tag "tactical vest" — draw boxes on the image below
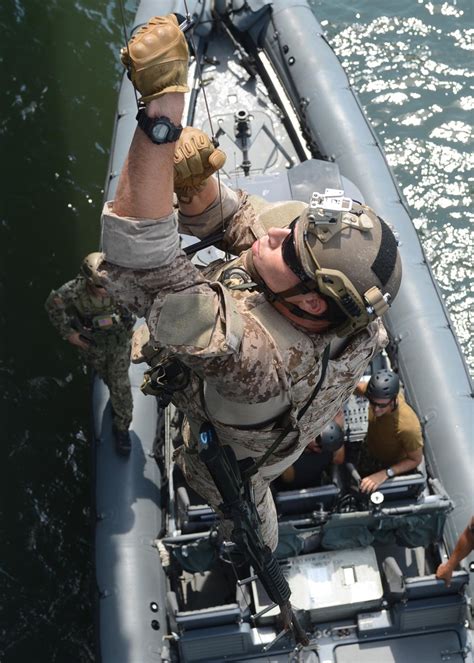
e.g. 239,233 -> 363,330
142,257 -> 327,442
72,283 -> 126,335
201,255 -> 326,428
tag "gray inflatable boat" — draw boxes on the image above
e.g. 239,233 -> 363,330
93,1 -> 473,661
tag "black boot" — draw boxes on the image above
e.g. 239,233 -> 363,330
113,427 -> 132,457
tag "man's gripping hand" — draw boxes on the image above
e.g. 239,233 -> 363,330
121,15 -> 189,103
174,127 -> 226,201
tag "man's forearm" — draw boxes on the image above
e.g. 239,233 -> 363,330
178,177 -> 219,217
391,456 -> 420,475
446,527 -> 474,568
113,95 -> 184,220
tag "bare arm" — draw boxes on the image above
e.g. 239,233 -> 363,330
354,381 -> 368,397
360,448 -> 423,493
113,95 -> 184,220
333,446 -> 345,465
179,177 -> 219,217
436,520 -> 474,586
390,447 -> 423,475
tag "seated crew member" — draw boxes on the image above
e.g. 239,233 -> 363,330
356,369 -> 423,493
45,253 -> 135,456
278,415 -> 345,490
436,516 -> 474,587
95,15 -> 402,550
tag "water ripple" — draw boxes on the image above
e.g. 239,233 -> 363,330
324,2 -> 473,373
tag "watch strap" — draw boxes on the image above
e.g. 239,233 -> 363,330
136,109 -> 183,143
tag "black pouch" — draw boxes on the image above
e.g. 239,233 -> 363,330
141,358 -> 190,406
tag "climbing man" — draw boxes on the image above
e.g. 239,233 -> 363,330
91,15 -> 402,549
45,253 -> 135,456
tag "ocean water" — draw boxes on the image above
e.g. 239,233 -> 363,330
0,0 -> 471,660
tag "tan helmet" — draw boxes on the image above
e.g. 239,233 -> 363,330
80,252 -> 105,287
293,190 -> 402,336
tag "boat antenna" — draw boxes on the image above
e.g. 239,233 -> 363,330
182,0 -> 227,250
118,0 -> 140,110
118,0 -> 227,244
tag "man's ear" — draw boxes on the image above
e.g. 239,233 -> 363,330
303,292 -> 327,315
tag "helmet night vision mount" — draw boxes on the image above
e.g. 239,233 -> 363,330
292,188 -> 400,337
307,188 -> 353,226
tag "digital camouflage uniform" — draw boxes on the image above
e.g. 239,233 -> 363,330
45,276 -> 134,432
100,187 -> 388,549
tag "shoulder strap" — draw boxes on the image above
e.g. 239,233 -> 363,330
243,344 -> 331,481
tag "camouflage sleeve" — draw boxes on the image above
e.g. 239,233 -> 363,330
44,278 -> 81,339
177,185 -> 272,256
369,318 -> 389,354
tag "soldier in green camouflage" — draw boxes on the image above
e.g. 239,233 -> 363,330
45,253 -> 134,456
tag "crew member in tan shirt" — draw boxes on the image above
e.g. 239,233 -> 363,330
355,369 -> 423,493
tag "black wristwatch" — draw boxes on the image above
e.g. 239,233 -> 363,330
136,109 -> 183,144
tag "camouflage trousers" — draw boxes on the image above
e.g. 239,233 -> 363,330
82,334 -> 133,431
174,443 -> 279,551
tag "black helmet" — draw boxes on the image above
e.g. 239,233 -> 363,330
367,369 -> 400,400
319,421 -> 344,453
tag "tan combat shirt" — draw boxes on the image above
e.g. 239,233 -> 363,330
366,393 -> 424,465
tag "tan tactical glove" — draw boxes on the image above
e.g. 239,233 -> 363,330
121,15 -> 189,103
174,127 -> 226,202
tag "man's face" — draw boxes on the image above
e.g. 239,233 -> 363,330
251,224 -> 331,328
369,397 -> 394,418
252,226 -> 299,292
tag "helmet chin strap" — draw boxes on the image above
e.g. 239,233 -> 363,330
243,251 -> 343,323
260,281 -> 337,322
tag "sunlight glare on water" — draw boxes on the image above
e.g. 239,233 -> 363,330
320,0 -> 473,370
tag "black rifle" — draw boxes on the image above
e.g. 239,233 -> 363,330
198,422 -> 308,648
68,311 -> 97,347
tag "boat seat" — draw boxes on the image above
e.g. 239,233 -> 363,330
182,505 -> 217,534
378,473 -> 426,502
176,486 -> 217,534
178,622 -> 253,662
173,598 -> 253,662
383,557 -> 470,629
275,483 -> 340,516
382,556 -> 469,601
175,602 -> 244,631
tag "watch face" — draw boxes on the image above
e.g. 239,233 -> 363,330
152,122 -> 169,142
